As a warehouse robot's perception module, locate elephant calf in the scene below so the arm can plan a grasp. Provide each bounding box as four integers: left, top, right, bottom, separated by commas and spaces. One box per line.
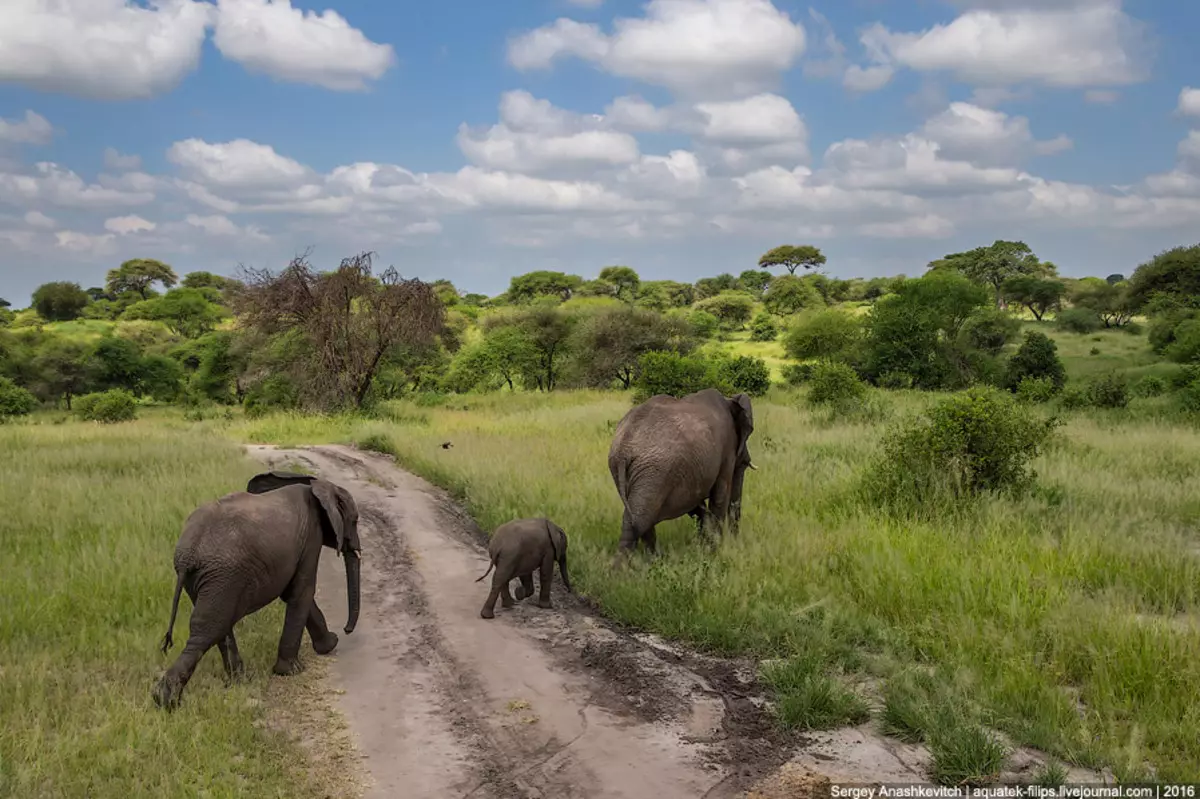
476, 518, 573, 619
152, 471, 362, 711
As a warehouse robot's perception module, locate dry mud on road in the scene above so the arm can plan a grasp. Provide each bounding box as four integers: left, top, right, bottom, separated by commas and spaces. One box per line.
248, 444, 1090, 798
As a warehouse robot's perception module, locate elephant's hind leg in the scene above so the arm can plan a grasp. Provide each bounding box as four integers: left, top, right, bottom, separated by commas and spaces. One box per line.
217, 631, 246, 683
516, 574, 534, 601
153, 585, 236, 710
480, 571, 509, 619
618, 509, 654, 553
536, 556, 554, 609
306, 601, 339, 655
273, 581, 316, 676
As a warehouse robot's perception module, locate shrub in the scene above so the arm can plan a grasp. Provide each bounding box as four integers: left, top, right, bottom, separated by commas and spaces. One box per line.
1055, 307, 1103, 334
0, 377, 37, 417
1015, 376, 1057, 404
807, 361, 867, 407
865, 386, 1060, 507
688, 310, 720, 339
1131, 375, 1167, 398
633, 350, 730, 402
716, 355, 771, 397
74, 389, 137, 423
782, 309, 863, 363
1087, 373, 1129, 409
1090, 347, 1101, 356
749, 312, 779, 342
1058, 386, 1090, 410
878, 371, 914, 390
1177, 382, 1200, 415
959, 309, 1021, 356
781, 362, 815, 386
1165, 319, 1200, 364
243, 375, 300, 419
1005, 331, 1066, 392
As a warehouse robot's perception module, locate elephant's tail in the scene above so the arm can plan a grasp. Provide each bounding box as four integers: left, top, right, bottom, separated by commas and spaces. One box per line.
159, 570, 185, 654
475, 556, 496, 583
614, 460, 634, 518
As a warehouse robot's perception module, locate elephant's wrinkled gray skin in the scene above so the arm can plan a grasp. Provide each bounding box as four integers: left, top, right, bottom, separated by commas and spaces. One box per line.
476, 518, 573, 619
152, 471, 362, 710
608, 388, 755, 556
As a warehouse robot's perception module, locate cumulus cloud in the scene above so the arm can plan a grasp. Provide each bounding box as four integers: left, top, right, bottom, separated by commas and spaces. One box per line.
843, 65, 894, 93
103, 148, 143, 171
508, 0, 807, 99
0, 0, 214, 100
919, 102, 1072, 165
55, 230, 117, 254
167, 138, 311, 190
212, 0, 396, 90
856, 0, 1149, 89
1178, 87, 1200, 118
0, 111, 53, 146
105, 215, 157, 235
23, 211, 55, 228
0, 162, 155, 209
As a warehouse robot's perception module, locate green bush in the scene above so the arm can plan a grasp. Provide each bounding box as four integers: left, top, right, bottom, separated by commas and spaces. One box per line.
74, 389, 137, 424
878, 371, 914, 390
1015, 376, 1057, 404
960, 309, 1021, 356
865, 386, 1060, 507
1168, 364, 1200, 390
1055, 307, 1103, 334
807, 361, 867, 407
688, 310, 719, 339
632, 350, 730, 402
780, 362, 815, 386
1087, 373, 1129, 409
1177, 382, 1200, 415
716, 355, 771, 397
749, 312, 779, 342
1005, 331, 1066, 392
1058, 386, 1091, 410
243, 375, 300, 419
782, 309, 863, 362
1164, 319, 1200, 364
1131, 375, 1167, 398
0, 377, 37, 417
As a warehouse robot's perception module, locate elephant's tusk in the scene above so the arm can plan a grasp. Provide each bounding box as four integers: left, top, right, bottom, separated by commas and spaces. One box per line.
747, 462, 758, 470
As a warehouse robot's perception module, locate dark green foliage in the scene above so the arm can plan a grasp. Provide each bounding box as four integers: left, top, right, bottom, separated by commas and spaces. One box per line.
738, 269, 774, 297
1127, 243, 1200, 309
1000, 276, 1065, 321
763, 275, 823, 317
807, 361, 866, 407
32, 338, 92, 407
74, 389, 137, 423
758, 244, 826, 275
1177, 381, 1200, 414
783, 309, 863, 362
1164, 319, 1200, 364
506, 270, 583, 303
694, 273, 740, 300
865, 386, 1060, 506
716, 356, 771, 397
1056, 307, 1104, 334
0, 376, 37, 416
1131, 375, 1167, 398
749, 312, 778, 342
1058, 386, 1090, 410
243, 375, 300, 418
878, 371, 914, 390
597, 266, 640, 303
1069, 280, 1137, 328
138, 355, 185, 402
122, 288, 226, 338
482, 306, 577, 391
89, 336, 144, 393
187, 332, 245, 404
688, 309, 719, 339
106, 259, 178, 300
1005, 331, 1066, 392
1015, 376, 1057, 404
780, 362, 814, 386
571, 306, 697, 389
1167, 364, 1200, 390
932, 240, 1045, 299
32, 282, 89, 322
1087, 372, 1129, 409
632, 351, 730, 402
694, 292, 755, 329
958, 308, 1020, 356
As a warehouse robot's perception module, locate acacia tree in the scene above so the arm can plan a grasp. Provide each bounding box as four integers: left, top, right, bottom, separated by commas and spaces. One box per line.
1000, 276, 1066, 321
32, 281, 89, 321
235, 251, 444, 409
758, 244, 826, 275
598, 266, 640, 304
107, 259, 179, 300
932, 241, 1044, 305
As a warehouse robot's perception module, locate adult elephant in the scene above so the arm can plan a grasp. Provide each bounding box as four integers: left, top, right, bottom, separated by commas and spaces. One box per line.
152, 471, 361, 710
608, 388, 756, 555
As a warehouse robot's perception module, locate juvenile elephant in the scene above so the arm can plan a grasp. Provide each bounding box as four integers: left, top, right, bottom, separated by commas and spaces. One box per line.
476, 518, 573, 619
608, 388, 756, 555
152, 470, 361, 710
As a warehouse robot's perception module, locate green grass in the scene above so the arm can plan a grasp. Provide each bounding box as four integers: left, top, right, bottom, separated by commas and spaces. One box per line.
0, 422, 342, 798
217, 385, 1200, 782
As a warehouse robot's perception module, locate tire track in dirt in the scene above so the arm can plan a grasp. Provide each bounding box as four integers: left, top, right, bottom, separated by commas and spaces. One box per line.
244, 443, 803, 799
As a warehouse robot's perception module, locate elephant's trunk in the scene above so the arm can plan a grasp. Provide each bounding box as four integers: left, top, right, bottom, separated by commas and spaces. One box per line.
343, 549, 361, 634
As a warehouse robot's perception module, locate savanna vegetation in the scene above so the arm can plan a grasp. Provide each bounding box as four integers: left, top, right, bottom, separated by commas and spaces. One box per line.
4, 240, 1200, 791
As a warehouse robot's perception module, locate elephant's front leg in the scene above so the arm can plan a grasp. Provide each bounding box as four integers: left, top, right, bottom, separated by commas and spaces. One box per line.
708, 477, 733, 537
273, 584, 315, 676
306, 601, 339, 655
536, 556, 554, 609
515, 574, 534, 601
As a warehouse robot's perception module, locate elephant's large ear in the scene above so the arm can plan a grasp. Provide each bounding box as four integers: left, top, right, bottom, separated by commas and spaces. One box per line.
247, 471, 316, 494
311, 480, 360, 554
729, 393, 754, 455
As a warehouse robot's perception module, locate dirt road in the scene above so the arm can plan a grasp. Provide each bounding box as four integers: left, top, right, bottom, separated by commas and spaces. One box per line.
246, 444, 804, 799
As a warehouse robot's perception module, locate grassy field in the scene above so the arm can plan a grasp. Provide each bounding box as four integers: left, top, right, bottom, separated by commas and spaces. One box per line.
0, 423, 352, 798
4, 322, 1199, 787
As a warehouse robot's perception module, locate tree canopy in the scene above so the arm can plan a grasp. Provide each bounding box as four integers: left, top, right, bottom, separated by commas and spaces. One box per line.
758, 244, 826, 275
106, 259, 179, 300
32, 282, 89, 322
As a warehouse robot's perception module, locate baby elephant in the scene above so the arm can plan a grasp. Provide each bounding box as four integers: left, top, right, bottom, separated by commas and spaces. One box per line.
476, 518, 573, 619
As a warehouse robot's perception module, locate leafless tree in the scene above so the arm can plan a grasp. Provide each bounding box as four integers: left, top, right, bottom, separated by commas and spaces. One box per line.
234, 250, 444, 409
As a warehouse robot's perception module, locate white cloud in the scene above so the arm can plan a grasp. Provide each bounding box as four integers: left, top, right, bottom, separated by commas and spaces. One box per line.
1085, 89, 1120, 104
167, 138, 311, 190
857, 1, 1149, 89
0, 162, 155, 209
919, 102, 1072, 165
1180, 131, 1200, 165
1178, 88, 1200, 118
55, 230, 116, 254
103, 148, 143, 171
843, 65, 894, 93
23, 211, 56, 229
185, 213, 264, 238
508, 0, 807, 99
0, 0, 214, 100
693, 94, 805, 145
0, 111, 53, 146
105, 215, 157, 235
212, 0, 396, 91
604, 95, 675, 132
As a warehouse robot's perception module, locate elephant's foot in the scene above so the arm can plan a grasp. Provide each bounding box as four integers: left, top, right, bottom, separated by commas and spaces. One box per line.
272, 657, 305, 676
480, 606, 495, 620
152, 676, 183, 711
312, 631, 339, 655
501, 596, 515, 609
515, 585, 529, 601
536, 598, 553, 610
222, 664, 248, 686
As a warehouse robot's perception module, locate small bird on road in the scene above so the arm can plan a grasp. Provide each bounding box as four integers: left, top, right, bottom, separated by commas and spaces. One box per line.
440, 441, 453, 449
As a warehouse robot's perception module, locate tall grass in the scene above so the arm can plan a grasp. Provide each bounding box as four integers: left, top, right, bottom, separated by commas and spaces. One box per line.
0, 423, 337, 798
229, 387, 1200, 781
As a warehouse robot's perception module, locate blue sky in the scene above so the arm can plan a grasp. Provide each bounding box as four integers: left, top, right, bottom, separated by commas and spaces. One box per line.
1, 0, 1198, 305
